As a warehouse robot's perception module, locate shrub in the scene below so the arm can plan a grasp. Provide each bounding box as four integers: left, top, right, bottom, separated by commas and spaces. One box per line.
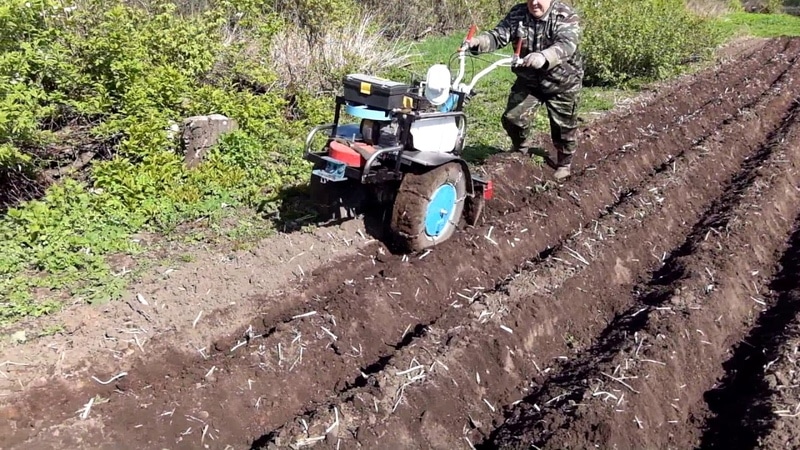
573, 0, 725, 86
0, 0, 306, 321
0, 0, 76, 147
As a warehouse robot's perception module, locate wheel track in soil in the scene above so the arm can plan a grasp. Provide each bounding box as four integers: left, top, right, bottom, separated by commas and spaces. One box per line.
486, 79, 800, 447
0, 37, 797, 450
253, 44, 800, 449
697, 215, 800, 449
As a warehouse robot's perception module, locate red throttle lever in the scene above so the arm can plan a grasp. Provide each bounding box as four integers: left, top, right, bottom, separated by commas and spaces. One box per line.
513, 27, 524, 65
460, 24, 478, 51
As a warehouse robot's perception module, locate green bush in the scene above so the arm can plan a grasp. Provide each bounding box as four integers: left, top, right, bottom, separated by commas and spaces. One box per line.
0, 0, 72, 148
0, 0, 312, 323
574, 0, 725, 86
0, 144, 33, 172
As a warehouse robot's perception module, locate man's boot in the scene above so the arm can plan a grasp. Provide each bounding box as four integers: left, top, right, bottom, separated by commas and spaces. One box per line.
514, 136, 543, 157
512, 145, 530, 156
509, 136, 531, 155
554, 150, 573, 181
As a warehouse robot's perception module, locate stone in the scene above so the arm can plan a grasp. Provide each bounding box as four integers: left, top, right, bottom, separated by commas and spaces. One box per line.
180, 114, 238, 169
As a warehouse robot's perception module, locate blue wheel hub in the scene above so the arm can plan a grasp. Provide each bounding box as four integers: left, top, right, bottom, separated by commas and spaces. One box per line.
425, 183, 457, 237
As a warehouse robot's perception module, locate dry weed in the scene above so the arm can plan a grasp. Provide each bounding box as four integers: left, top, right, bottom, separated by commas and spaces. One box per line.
269, 13, 416, 94
686, 0, 740, 17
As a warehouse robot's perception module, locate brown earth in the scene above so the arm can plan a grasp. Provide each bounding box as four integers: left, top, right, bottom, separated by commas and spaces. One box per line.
1, 36, 800, 450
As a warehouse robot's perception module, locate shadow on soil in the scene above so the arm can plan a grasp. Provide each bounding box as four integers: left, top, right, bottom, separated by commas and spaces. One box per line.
462, 143, 555, 167
461, 143, 505, 164
267, 143, 512, 250
268, 182, 389, 243
698, 213, 800, 449
0, 170, 46, 214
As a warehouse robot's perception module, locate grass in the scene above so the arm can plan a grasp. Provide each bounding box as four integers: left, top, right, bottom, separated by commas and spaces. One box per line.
713, 11, 800, 37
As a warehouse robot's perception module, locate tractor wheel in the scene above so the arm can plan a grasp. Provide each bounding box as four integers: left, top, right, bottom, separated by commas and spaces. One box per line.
308, 164, 362, 222
389, 162, 467, 252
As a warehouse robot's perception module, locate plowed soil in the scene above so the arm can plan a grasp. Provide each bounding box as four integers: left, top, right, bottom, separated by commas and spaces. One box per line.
2, 37, 800, 450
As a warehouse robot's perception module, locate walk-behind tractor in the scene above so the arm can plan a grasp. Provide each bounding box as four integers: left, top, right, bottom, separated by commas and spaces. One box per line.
303, 26, 523, 252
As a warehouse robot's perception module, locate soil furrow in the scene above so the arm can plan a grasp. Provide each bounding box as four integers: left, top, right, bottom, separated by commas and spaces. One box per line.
485, 38, 788, 215
756, 318, 800, 450
698, 212, 800, 449
251, 140, 726, 448
486, 91, 800, 448
252, 44, 800, 446
20, 43, 800, 450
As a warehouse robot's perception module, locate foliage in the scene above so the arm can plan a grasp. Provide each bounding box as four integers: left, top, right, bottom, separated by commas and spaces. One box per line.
0, 143, 34, 172
272, 0, 361, 41
573, 0, 726, 86
0, 0, 304, 324
0, 178, 134, 322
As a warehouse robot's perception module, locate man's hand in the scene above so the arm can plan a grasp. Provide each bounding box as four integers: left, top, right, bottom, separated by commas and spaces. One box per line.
466, 35, 491, 54
521, 52, 547, 69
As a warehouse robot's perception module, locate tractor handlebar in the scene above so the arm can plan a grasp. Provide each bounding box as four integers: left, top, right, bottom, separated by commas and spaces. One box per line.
452, 23, 524, 96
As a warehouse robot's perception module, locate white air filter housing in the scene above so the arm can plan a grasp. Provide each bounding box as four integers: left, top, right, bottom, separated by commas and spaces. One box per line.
423, 64, 452, 106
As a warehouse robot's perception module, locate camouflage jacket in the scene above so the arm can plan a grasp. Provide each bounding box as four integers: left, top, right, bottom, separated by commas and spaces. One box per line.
475, 0, 584, 95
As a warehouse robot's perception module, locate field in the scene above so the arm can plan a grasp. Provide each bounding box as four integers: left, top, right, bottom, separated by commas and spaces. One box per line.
2, 33, 800, 449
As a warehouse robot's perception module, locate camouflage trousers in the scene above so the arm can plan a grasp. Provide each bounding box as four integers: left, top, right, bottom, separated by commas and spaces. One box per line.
501, 79, 581, 161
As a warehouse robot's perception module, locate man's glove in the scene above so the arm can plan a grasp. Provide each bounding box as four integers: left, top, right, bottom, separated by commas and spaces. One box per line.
466, 34, 492, 54
521, 52, 547, 69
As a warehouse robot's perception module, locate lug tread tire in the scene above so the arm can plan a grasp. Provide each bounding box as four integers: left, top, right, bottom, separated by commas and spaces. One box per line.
390, 162, 466, 252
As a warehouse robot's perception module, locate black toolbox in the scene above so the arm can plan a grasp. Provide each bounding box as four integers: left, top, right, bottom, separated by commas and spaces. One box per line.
343, 74, 412, 110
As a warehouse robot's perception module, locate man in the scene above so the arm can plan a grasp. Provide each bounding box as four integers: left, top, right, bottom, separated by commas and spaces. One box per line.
467, 0, 584, 180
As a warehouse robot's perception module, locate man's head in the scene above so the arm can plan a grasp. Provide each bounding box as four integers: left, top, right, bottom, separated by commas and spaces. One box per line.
527, 0, 552, 18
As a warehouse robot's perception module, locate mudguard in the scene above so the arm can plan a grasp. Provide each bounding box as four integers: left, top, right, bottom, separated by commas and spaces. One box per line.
400, 151, 475, 195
